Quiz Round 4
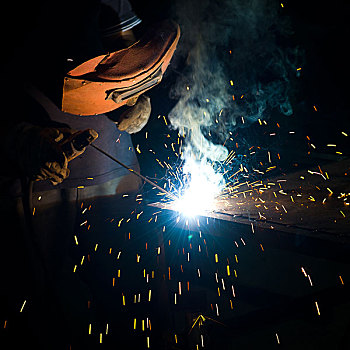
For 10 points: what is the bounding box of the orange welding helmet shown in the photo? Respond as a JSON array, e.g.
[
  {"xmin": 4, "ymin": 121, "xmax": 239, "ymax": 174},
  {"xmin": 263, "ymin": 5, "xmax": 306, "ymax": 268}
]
[{"xmin": 62, "ymin": 20, "xmax": 180, "ymax": 116}]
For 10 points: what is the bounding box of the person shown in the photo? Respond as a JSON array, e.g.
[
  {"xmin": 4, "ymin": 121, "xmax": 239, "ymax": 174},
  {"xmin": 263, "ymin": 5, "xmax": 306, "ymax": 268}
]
[{"xmin": 0, "ymin": 1, "xmax": 179, "ymax": 348}]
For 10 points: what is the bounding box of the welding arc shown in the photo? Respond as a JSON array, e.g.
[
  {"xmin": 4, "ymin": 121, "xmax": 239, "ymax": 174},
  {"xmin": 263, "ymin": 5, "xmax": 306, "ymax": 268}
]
[{"xmin": 90, "ymin": 144, "xmax": 176, "ymax": 199}]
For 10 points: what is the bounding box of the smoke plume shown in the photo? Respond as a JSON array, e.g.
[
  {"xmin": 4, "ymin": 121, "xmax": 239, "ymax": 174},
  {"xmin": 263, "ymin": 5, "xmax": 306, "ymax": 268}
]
[{"xmin": 169, "ymin": 0, "xmax": 300, "ymax": 162}]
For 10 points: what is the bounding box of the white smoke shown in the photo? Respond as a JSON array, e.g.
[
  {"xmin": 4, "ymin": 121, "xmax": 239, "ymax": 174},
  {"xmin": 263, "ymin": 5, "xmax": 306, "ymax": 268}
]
[{"xmin": 168, "ymin": 0, "xmax": 300, "ymax": 162}]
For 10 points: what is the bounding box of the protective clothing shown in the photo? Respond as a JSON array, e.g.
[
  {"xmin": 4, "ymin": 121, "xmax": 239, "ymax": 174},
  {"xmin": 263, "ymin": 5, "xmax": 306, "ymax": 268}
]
[
  {"xmin": 11, "ymin": 123, "xmax": 98, "ymax": 185},
  {"xmin": 116, "ymin": 94, "xmax": 151, "ymax": 134},
  {"xmin": 15, "ymin": 85, "xmax": 140, "ymax": 192},
  {"xmin": 62, "ymin": 19, "xmax": 180, "ymax": 116}
]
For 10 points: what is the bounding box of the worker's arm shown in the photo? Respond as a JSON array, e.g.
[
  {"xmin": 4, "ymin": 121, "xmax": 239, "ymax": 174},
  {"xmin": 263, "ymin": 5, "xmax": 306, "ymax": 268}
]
[
  {"xmin": 4, "ymin": 123, "xmax": 98, "ymax": 185},
  {"xmin": 1, "ymin": 85, "xmax": 98, "ymax": 185}
]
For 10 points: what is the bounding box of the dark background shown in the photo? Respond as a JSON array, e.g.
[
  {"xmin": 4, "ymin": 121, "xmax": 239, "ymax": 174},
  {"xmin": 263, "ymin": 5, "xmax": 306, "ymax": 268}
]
[{"xmin": 1, "ymin": 1, "xmax": 349, "ymax": 349}]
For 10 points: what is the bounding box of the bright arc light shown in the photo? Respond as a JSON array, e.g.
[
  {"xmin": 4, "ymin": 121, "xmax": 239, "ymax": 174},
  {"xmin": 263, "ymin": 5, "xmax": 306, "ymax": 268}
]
[{"xmin": 173, "ymin": 158, "xmax": 225, "ymax": 217}]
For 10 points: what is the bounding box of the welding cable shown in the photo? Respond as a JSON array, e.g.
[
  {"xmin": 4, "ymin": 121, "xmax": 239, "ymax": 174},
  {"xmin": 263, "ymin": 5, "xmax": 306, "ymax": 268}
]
[
  {"xmin": 20, "ymin": 177, "xmax": 69, "ymax": 344},
  {"xmin": 21, "ymin": 178, "xmax": 51, "ymax": 282},
  {"xmin": 19, "ymin": 129, "xmax": 95, "ymax": 280}
]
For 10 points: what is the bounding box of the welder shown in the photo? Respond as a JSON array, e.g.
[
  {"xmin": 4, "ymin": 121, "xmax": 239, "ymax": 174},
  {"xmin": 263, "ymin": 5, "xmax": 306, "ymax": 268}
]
[{"xmin": 0, "ymin": 0, "xmax": 179, "ymax": 348}]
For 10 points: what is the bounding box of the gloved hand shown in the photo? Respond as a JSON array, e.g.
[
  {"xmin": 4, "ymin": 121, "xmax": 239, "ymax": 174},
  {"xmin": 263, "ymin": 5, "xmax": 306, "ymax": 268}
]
[
  {"xmin": 116, "ymin": 95, "xmax": 151, "ymax": 134},
  {"xmin": 13, "ymin": 124, "xmax": 98, "ymax": 185}
]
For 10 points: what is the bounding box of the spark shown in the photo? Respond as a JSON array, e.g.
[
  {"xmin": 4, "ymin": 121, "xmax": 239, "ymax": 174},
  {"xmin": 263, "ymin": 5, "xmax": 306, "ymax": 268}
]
[
  {"xmin": 20, "ymin": 300, "xmax": 27, "ymax": 313},
  {"xmin": 315, "ymin": 301, "xmax": 321, "ymax": 316}
]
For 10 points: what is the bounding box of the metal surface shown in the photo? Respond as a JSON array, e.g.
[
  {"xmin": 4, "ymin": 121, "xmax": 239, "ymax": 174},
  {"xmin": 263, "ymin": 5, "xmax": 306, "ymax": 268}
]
[{"xmin": 149, "ymin": 158, "xmax": 350, "ymax": 244}]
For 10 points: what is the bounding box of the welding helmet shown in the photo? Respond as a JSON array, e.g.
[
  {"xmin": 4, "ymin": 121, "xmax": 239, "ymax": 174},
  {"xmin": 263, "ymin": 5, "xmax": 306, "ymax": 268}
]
[{"xmin": 62, "ymin": 19, "xmax": 180, "ymax": 116}]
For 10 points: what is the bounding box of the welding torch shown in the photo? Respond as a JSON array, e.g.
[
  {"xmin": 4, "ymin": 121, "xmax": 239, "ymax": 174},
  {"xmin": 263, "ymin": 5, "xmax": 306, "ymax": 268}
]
[{"xmin": 63, "ymin": 129, "xmax": 176, "ymax": 200}]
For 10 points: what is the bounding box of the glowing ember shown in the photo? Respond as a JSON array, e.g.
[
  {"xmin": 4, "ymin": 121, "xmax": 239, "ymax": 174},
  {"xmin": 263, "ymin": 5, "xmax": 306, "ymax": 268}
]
[{"xmin": 172, "ymin": 158, "xmax": 225, "ymax": 216}]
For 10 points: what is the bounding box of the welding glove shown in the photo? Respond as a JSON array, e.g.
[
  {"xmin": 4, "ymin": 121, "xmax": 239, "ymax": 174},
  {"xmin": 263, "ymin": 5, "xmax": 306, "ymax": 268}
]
[
  {"xmin": 12, "ymin": 124, "xmax": 97, "ymax": 185},
  {"xmin": 115, "ymin": 95, "xmax": 151, "ymax": 134}
]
